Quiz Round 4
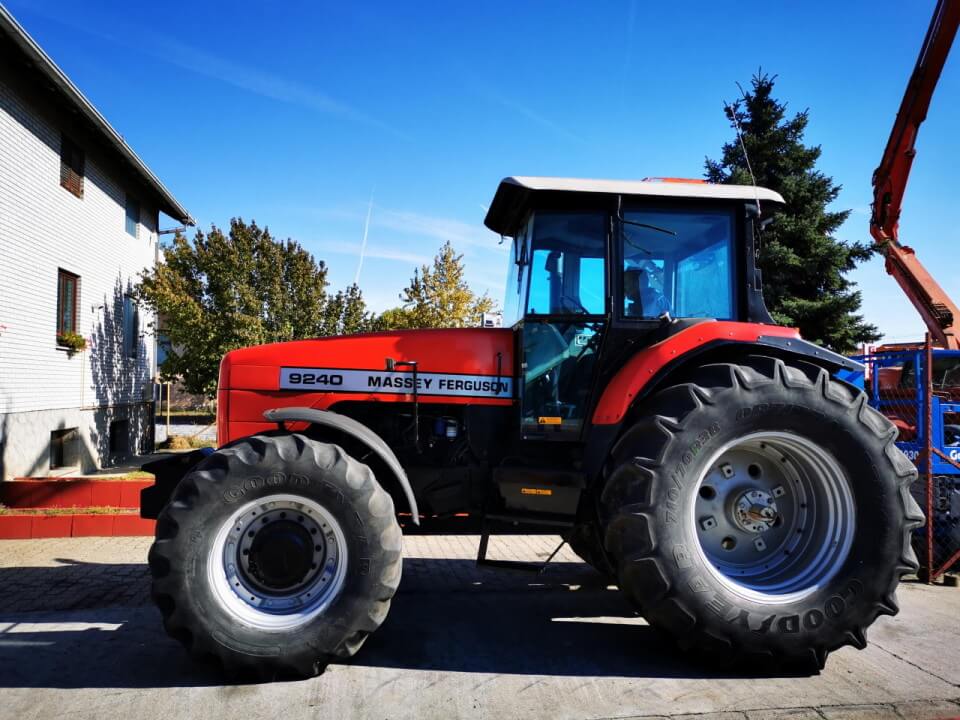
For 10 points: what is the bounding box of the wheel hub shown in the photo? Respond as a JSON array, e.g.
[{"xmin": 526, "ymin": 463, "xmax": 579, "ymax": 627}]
[
  {"xmin": 208, "ymin": 494, "xmax": 348, "ymax": 630},
  {"xmin": 245, "ymin": 517, "xmax": 321, "ymax": 592},
  {"xmin": 733, "ymin": 489, "xmax": 779, "ymax": 534},
  {"xmin": 692, "ymin": 432, "xmax": 855, "ymax": 604}
]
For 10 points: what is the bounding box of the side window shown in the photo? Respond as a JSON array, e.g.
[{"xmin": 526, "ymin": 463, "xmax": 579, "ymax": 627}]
[
  {"xmin": 621, "ymin": 208, "xmax": 734, "ymax": 320},
  {"xmin": 125, "ymin": 194, "xmax": 140, "ymax": 237},
  {"xmin": 56, "ymin": 269, "xmax": 80, "ymax": 343},
  {"xmin": 60, "ymin": 134, "xmax": 84, "ymax": 198},
  {"xmin": 123, "ymin": 295, "xmax": 139, "ymax": 359},
  {"xmin": 676, "ymin": 241, "xmax": 731, "ymax": 318}
]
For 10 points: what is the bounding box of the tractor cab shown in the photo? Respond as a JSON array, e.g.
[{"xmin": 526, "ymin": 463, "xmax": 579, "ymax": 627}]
[{"xmin": 484, "ymin": 176, "xmax": 786, "ymax": 440}]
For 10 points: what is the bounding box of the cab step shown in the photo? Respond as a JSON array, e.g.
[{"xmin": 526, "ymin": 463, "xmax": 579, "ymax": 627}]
[{"xmin": 476, "ymin": 512, "xmax": 573, "ymax": 572}]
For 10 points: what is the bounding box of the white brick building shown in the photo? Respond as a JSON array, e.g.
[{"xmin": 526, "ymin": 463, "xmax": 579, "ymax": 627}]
[{"xmin": 0, "ymin": 7, "xmax": 192, "ymax": 479}]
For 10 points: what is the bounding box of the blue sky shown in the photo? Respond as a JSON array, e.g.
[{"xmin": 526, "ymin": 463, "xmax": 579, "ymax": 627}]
[{"xmin": 9, "ymin": 1, "xmax": 960, "ymax": 343}]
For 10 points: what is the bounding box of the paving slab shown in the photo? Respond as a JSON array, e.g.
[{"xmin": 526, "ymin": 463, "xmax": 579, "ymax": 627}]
[
  {"xmin": 893, "ymin": 699, "xmax": 960, "ymax": 719},
  {"xmin": 0, "ymin": 535, "xmax": 957, "ymax": 720},
  {"xmin": 744, "ymin": 709, "xmax": 824, "ymax": 720},
  {"xmin": 818, "ymin": 705, "xmax": 900, "ymax": 719}
]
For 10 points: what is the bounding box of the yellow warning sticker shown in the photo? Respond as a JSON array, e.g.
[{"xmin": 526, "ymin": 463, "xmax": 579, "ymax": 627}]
[{"xmin": 520, "ymin": 488, "xmax": 553, "ymax": 496}]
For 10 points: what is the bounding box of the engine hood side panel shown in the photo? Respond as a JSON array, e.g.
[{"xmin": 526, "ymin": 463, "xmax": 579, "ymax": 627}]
[{"xmin": 218, "ymin": 328, "xmax": 516, "ymax": 443}]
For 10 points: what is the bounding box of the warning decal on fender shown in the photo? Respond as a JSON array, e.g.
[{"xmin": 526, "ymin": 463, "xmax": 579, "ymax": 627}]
[{"xmin": 279, "ymin": 367, "xmax": 513, "ymax": 399}]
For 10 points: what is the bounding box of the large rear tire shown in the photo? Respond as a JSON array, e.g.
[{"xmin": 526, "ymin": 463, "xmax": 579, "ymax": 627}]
[
  {"xmin": 149, "ymin": 433, "xmax": 402, "ymax": 679},
  {"xmin": 601, "ymin": 356, "xmax": 923, "ymax": 671}
]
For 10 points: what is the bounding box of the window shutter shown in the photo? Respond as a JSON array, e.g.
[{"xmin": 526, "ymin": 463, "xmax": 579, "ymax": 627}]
[{"xmin": 60, "ymin": 135, "xmax": 84, "ymax": 198}]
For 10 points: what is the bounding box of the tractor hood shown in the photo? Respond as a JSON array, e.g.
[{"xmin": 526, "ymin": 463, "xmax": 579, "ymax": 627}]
[{"xmin": 219, "ymin": 327, "xmax": 514, "ymax": 400}]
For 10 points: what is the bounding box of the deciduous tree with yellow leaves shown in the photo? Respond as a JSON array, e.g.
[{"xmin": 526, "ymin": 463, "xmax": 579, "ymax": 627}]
[{"xmin": 375, "ymin": 241, "xmax": 496, "ymax": 329}]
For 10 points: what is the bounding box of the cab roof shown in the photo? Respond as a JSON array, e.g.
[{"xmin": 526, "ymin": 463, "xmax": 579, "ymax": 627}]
[{"xmin": 483, "ymin": 176, "xmax": 785, "ymax": 236}]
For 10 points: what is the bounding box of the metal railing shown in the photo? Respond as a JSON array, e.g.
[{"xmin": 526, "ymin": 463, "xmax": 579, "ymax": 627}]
[{"xmin": 856, "ymin": 336, "xmax": 960, "ymax": 582}]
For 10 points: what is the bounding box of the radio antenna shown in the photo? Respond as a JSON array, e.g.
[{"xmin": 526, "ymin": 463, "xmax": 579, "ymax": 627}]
[{"xmin": 726, "ymin": 81, "xmax": 761, "ymax": 217}]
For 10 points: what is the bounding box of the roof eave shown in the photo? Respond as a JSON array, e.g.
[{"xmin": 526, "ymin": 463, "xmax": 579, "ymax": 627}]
[{"xmin": 0, "ymin": 5, "xmax": 194, "ymax": 225}]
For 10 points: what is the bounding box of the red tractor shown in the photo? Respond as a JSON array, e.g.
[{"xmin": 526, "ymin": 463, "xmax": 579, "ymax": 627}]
[{"xmin": 142, "ymin": 176, "xmax": 922, "ymax": 678}]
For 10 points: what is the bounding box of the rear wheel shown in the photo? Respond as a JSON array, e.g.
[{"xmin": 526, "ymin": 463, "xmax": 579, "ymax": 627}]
[
  {"xmin": 149, "ymin": 433, "xmax": 402, "ymax": 678},
  {"xmin": 601, "ymin": 356, "xmax": 923, "ymax": 670}
]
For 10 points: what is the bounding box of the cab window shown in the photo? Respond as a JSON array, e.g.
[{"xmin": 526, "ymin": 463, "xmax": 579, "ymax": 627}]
[
  {"xmin": 526, "ymin": 213, "xmax": 606, "ymax": 316},
  {"xmin": 621, "ymin": 207, "xmax": 735, "ymax": 320}
]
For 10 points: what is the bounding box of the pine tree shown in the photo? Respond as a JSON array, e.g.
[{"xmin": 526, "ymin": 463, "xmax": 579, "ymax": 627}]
[
  {"xmin": 705, "ymin": 73, "xmax": 879, "ymax": 352},
  {"xmin": 375, "ymin": 241, "xmax": 496, "ymax": 329}
]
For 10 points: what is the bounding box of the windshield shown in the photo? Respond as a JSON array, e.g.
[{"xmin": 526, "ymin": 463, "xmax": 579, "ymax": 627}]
[{"xmin": 621, "ymin": 207, "xmax": 735, "ymax": 319}]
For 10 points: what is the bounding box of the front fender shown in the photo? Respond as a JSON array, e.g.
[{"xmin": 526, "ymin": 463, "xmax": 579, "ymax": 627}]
[{"xmin": 263, "ymin": 406, "xmax": 419, "ymax": 525}]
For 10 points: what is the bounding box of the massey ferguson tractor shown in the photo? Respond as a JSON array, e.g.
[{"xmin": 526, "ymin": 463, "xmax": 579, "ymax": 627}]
[{"xmin": 141, "ymin": 176, "xmax": 922, "ymax": 679}]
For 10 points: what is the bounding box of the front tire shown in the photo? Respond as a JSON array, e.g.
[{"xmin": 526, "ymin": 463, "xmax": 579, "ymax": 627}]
[
  {"xmin": 149, "ymin": 433, "xmax": 402, "ymax": 678},
  {"xmin": 601, "ymin": 356, "xmax": 923, "ymax": 671}
]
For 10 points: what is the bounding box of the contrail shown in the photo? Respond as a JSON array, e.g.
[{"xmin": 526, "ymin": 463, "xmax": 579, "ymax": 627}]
[{"xmin": 354, "ymin": 189, "xmax": 375, "ymax": 286}]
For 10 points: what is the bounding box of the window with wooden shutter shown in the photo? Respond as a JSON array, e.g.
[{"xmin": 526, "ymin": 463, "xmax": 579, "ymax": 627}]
[
  {"xmin": 59, "ymin": 134, "xmax": 84, "ymax": 198},
  {"xmin": 56, "ymin": 269, "xmax": 80, "ymax": 339}
]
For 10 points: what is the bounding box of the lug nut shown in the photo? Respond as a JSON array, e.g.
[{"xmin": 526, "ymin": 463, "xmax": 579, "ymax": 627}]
[
  {"xmin": 700, "ymin": 516, "xmax": 717, "ymax": 530},
  {"xmin": 754, "ymin": 537, "xmax": 767, "ymax": 552},
  {"xmin": 772, "ymin": 485, "xmax": 786, "ymax": 498},
  {"xmin": 720, "ymin": 463, "xmax": 735, "ymax": 479}
]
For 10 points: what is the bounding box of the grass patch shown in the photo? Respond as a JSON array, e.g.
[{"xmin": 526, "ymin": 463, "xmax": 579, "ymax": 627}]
[
  {"xmin": 157, "ymin": 410, "xmax": 215, "ymax": 419},
  {"xmin": 161, "ymin": 436, "xmax": 216, "ymax": 450},
  {"xmin": 0, "ymin": 505, "xmax": 137, "ymax": 516},
  {"xmin": 118, "ymin": 470, "xmax": 154, "ymax": 479}
]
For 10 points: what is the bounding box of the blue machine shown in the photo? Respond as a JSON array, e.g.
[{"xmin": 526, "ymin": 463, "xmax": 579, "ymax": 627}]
[
  {"xmin": 853, "ymin": 348, "xmax": 960, "ymax": 474},
  {"xmin": 854, "ymin": 347, "xmax": 960, "ymax": 571}
]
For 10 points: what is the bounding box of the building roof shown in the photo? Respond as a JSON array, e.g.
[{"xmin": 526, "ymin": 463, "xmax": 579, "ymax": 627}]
[
  {"xmin": 0, "ymin": 6, "xmax": 193, "ymax": 224},
  {"xmin": 484, "ymin": 176, "xmax": 785, "ymax": 235}
]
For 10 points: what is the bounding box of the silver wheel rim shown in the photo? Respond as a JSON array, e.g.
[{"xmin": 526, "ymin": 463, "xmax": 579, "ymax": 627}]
[
  {"xmin": 692, "ymin": 431, "xmax": 856, "ymax": 605},
  {"xmin": 208, "ymin": 493, "xmax": 348, "ymax": 630}
]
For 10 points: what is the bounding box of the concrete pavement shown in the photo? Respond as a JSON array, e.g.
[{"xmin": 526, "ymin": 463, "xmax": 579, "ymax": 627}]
[{"xmin": 0, "ymin": 535, "xmax": 958, "ymax": 720}]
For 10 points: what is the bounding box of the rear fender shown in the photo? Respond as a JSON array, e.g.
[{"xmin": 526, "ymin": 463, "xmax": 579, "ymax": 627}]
[
  {"xmin": 583, "ymin": 323, "xmax": 863, "ymax": 482},
  {"xmin": 264, "ymin": 407, "xmax": 419, "ymax": 525},
  {"xmin": 592, "ymin": 322, "xmax": 802, "ymax": 425}
]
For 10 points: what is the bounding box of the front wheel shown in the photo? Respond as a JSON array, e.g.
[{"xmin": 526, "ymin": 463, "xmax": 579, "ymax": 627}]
[
  {"xmin": 148, "ymin": 433, "xmax": 403, "ymax": 678},
  {"xmin": 601, "ymin": 356, "xmax": 923, "ymax": 671}
]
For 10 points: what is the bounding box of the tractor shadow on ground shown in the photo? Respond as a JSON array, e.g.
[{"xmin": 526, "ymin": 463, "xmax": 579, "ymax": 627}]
[
  {"xmin": 0, "ymin": 559, "xmax": 809, "ymax": 689},
  {"xmin": 356, "ymin": 561, "xmax": 793, "ymax": 681}
]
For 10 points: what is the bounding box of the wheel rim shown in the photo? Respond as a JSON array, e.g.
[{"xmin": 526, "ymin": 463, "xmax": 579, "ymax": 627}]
[
  {"xmin": 208, "ymin": 493, "xmax": 348, "ymax": 630},
  {"xmin": 692, "ymin": 431, "xmax": 856, "ymax": 604}
]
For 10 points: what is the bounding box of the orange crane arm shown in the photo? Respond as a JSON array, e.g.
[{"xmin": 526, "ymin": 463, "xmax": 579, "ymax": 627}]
[{"xmin": 871, "ymin": 0, "xmax": 960, "ymax": 349}]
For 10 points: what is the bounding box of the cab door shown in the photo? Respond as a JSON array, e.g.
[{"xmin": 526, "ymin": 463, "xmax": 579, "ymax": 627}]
[{"xmin": 516, "ymin": 211, "xmax": 608, "ymax": 440}]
